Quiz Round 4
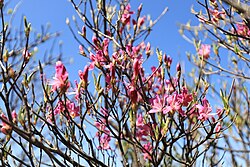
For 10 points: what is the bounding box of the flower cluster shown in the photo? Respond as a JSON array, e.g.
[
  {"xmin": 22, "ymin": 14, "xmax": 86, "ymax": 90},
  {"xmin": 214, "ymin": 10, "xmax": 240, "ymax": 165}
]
[{"xmin": 50, "ymin": 61, "xmax": 70, "ymax": 93}]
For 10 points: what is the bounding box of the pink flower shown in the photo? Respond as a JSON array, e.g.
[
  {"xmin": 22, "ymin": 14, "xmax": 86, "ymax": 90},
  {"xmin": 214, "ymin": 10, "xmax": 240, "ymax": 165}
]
[
  {"xmin": 78, "ymin": 65, "xmax": 89, "ymax": 89},
  {"xmin": 102, "ymin": 38, "xmax": 109, "ymax": 56},
  {"xmin": 209, "ymin": 9, "xmax": 225, "ymax": 23},
  {"xmin": 132, "ymin": 57, "xmax": 141, "ymax": 80},
  {"xmin": 89, "ymin": 50, "xmax": 106, "ymax": 70},
  {"xmin": 216, "ymin": 108, "xmax": 223, "ymax": 117},
  {"xmin": 66, "ymin": 101, "xmax": 80, "ymax": 118},
  {"xmin": 164, "ymin": 55, "xmax": 172, "ymax": 68},
  {"xmin": 126, "ymin": 83, "xmax": 139, "ymax": 104},
  {"xmin": 98, "ymin": 134, "xmax": 111, "ymax": 150},
  {"xmin": 95, "ymin": 119, "xmax": 110, "ymax": 136},
  {"xmin": 121, "ymin": 4, "xmax": 134, "ymax": 26},
  {"xmin": 137, "ymin": 16, "xmax": 146, "ymax": 28},
  {"xmin": 95, "ymin": 119, "xmax": 111, "ymax": 150},
  {"xmin": 92, "ymin": 36, "xmax": 100, "ymax": 47},
  {"xmin": 54, "ymin": 101, "xmax": 64, "ymax": 115},
  {"xmin": 51, "ymin": 61, "xmax": 70, "ymax": 93},
  {"xmin": 145, "ymin": 42, "xmax": 151, "ymax": 56},
  {"xmin": 138, "ymin": 3, "xmax": 143, "ymax": 11},
  {"xmin": 12, "ymin": 110, "xmax": 17, "ymax": 124},
  {"xmin": 196, "ymin": 97, "xmax": 212, "ymax": 121},
  {"xmin": 54, "ymin": 100, "xmax": 80, "ymax": 119},
  {"xmin": 149, "ymin": 95, "xmax": 169, "ymax": 114},
  {"xmin": 142, "ymin": 142, "xmax": 152, "ymax": 160},
  {"xmin": 165, "ymin": 93, "xmax": 183, "ymax": 115},
  {"xmin": 100, "ymin": 108, "xmax": 109, "ymax": 117},
  {"xmin": 1, "ymin": 113, "xmax": 12, "ymax": 135},
  {"xmin": 79, "ymin": 45, "xmax": 85, "ymax": 55},
  {"xmin": 136, "ymin": 114, "xmax": 151, "ymax": 141},
  {"xmin": 136, "ymin": 114, "xmax": 144, "ymax": 127},
  {"xmin": 198, "ymin": 44, "xmax": 210, "ymax": 59},
  {"xmin": 104, "ymin": 62, "xmax": 116, "ymax": 91},
  {"xmin": 235, "ymin": 23, "xmax": 250, "ymax": 37},
  {"xmin": 181, "ymin": 87, "xmax": 193, "ymax": 106},
  {"xmin": 215, "ymin": 122, "xmax": 222, "ymax": 133}
]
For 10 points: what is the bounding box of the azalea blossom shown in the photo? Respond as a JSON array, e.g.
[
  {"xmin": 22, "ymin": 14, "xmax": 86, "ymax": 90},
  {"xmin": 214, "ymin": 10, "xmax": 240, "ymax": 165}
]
[
  {"xmin": 198, "ymin": 44, "xmax": 211, "ymax": 59},
  {"xmin": 196, "ymin": 97, "xmax": 212, "ymax": 121},
  {"xmin": 78, "ymin": 65, "xmax": 89, "ymax": 89},
  {"xmin": 98, "ymin": 134, "xmax": 111, "ymax": 150},
  {"xmin": 209, "ymin": 8, "xmax": 225, "ymax": 24},
  {"xmin": 216, "ymin": 108, "xmax": 223, "ymax": 117},
  {"xmin": 126, "ymin": 83, "xmax": 139, "ymax": 104},
  {"xmin": 89, "ymin": 50, "xmax": 106, "ymax": 70},
  {"xmin": 95, "ymin": 119, "xmax": 111, "ymax": 150},
  {"xmin": 136, "ymin": 114, "xmax": 151, "ymax": 141},
  {"xmin": 142, "ymin": 142, "xmax": 152, "ymax": 160},
  {"xmin": 0, "ymin": 113, "xmax": 12, "ymax": 135},
  {"xmin": 54, "ymin": 100, "xmax": 80, "ymax": 119},
  {"xmin": 132, "ymin": 57, "xmax": 141, "ymax": 80},
  {"xmin": 215, "ymin": 122, "xmax": 222, "ymax": 133},
  {"xmin": 166, "ymin": 93, "xmax": 183, "ymax": 115},
  {"xmin": 121, "ymin": 4, "xmax": 134, "ymax": 26},
  {"xmin": 94, "ymin": 119, "xmax": 110, "ymax": 136},
  {"xmin": 180, "ymin": 87, "xmax": 193, "ymax": 106},
  {"xmin": 51, "ymin": 61, "xmax": 70, "ymax": 93},
  {"xmin": 149, "ymin": 95, "xmax": 169, "ymax": 114},
  {"xmin": 236, "ymin": 23, "xmax": 250, "ymax": 37},
  {"xmin": 66, "ymin": 101, "xmax": 80, "ymax": 118},
  {"xmin": 149, "ymin": 88, "xmax": 193, "ymax": 116},
  {"xmin": 146, "ymin": 42, "xmax": 151, "ymax": 56}
]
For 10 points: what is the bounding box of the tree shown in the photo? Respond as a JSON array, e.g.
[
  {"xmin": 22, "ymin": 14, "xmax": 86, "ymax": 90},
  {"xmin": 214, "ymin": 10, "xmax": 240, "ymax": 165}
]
[
  {"xmin": 181, "ymin": 0, "xmax": 250, "ymax": 166},
  {"xmin": 0, "ymin": 0, "xmax": 246, "ymax": 166}
]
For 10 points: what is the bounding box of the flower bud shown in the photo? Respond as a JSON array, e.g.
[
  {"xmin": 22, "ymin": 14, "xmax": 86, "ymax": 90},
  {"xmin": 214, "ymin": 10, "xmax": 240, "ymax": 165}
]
[
  {"xmin": 176, "ymin": 63, "xmax": 181, "ymax": 72},
  {"xmin": 66, "ymin": 17, "xmax": 70, "ymax": 25},
  {"xmin": 81, "ymin": 26, "xmax": 86, "ymax": 38},
  {"xmin": 12, "ymin": 110, "xmax": 17, "ymax": 124},
  {"xmin": 164, "ymin": 54, "xmax": 172, "ymax": 68}
]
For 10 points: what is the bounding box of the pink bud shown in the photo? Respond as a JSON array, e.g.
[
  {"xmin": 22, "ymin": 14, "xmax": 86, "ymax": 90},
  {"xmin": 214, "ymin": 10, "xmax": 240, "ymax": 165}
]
[
  {"xmin": 138, "ymin": 16, "xmax": 146, "ymax": 27},
  {"xmin": 216, "ymin": 108, "xmax": 223, "ymax": 117},
  {"xmin": 138, "ymin": 3, "xmax": 143, "ymax": 11},
  {"xmin": 146, "ymin": 42, "xmax": 151, "ymax": 56},
  {"xmin": 176, "ymin": 63, "xmax": 181, "ymax": 72},
  {"xmin": 79, "ymin": 45, "xmax": 84, "ymax": 55},
  {"xmin": 215, "ymin": 122, "xmax": 221, "ymax": 133},
  {"xmin": 164, "ymin": 54, "xmax": 172, "ymax": 67},
  {"xmin": 132, "ymin": 58, "xmax": 140, "ymax": 80},
  {"xmin": 129, "ymin": 86, "xmax": 138, "ymax": 104},
  {"xmin": 92, "ymin": 36, "xmax": 99, "ymax": 47},
  {"xmin": 1, "ymin": 113, "xmax": 11, "ymax": 135},
  {"xmin": 12, "ymin": 110, "xmax": 17, "ymax": 124},
  {"xmin": 23, "ymin": 49, "xmax": 31, "ymax": 61},
  {"xmin": 79, "ymin": 65, "xmax": 89, "ymax": 89}
]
